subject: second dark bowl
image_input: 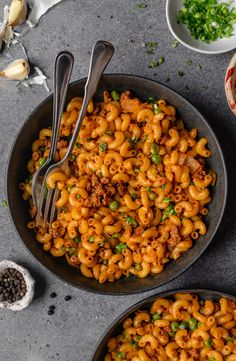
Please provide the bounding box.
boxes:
[6,74,227,294]
[90,288,236,360]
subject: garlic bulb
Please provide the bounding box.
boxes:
[0,58,30,80]
[8,0,27,27]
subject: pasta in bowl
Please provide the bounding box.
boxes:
[91,290,236,361]
[7,74,227,293]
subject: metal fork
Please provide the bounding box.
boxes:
[32,51,74,209]
[36,40,114,227]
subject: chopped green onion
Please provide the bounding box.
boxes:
[161,184,166,190]
[75,142,81,148]
[177,0,236,43]
[39,157,46,167]
[163,197,170,203]
[145,42,158,48]
[99,143,107,152]
[129,136,139,144]
[146,187,151,192]
[2,200,7,208]
[172,39,179,48]
[111,90,120,101]
[109,200,120,211]
[105,130,114,136]
[39,146,46,153]
[117,351,124,359]
[26,174,33,184]
[153,103,161,114]
[131,193,137,201]
[209,358,216,361]
[161,204,176,221]
[147,96,156,103]
[76,194,81,199]
[89,236,95,243]
[70,155,76,161]
[151,154,162,164]
[149,192,156,200]
[136,3,147,8]
[67,185,74,193]
[226,336,235,343]
[148,60,158,68]
[159,56,165,64]
[115,243,128,253]
[113,233,120,239]
[169,331,175,338]
[203,338,213,348]
[135,263,142,270]
[74,236,81,243]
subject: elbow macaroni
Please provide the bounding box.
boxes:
[22,91,214,283]
[105,293,236,361]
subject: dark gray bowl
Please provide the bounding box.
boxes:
[90,289,236,360]
[6,74,227,294]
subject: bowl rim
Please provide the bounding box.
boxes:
[90,288,236,360]
[165,0,236,55]
[5,73,228,295]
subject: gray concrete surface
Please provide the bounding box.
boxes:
[0,0,236,360]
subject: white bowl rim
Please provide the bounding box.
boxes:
[166,0,236,55]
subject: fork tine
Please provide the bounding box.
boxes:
[43,188,54,228]
[49,188,60,226]
[35,177,47,226]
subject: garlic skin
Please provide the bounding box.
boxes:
[0,260,35,311]
[0,58,30,80]
[8,0,27,27]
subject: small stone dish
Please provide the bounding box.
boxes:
[225,52,236,115]
[166,0,236,54]
[0,260,35,311]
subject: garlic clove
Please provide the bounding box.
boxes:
[8,0,27,27]
[0,58,30,80]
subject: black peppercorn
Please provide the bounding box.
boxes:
[50,292,57,298]
[0,268,27,303]
[65,295,71,301]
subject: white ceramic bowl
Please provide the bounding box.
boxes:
[0,260,35,311]
[166,0,236,54]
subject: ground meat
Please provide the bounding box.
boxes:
[57,140,68,150]
[163,325,171,333]
[167,226,180,250]
[32,151,40,161]
[117,182,127,197]
[188,349,199,358]
[84,175,116,208]
[192,166,206,180]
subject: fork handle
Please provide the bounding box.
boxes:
[64,41,114,158]
[49,51,74,161]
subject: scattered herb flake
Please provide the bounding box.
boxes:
[2,200,7,208]
[172,39,179,48]
[178,71,185,77]
[148,60,158,68]
[136,3,147,8]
